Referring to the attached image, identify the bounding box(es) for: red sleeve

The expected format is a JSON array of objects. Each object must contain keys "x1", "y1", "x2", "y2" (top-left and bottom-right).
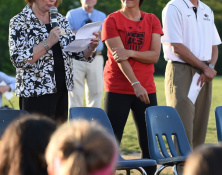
[
  {"x1": 152, "y1": 14, "x2": 164, "y2": 36},
  {"x1": 101, "y1": 14, "x2": 120, "y2": 42}
]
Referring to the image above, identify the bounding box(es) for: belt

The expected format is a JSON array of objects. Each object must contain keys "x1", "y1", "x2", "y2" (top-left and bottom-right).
[
  {"x1": 168, "y1": 60, "x2": 208, "y2": 66},
  {"x1": 96, "y1": 51, "x2": 102, "y2": 55}
]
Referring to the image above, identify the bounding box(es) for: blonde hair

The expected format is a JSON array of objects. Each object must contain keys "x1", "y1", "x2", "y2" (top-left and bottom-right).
[
  {"x1": 45, "y1": 120, "x2": 117, "y2": 175},
  {"x1": 25, "y1": 0, "x2": 62, "y2": 8}
]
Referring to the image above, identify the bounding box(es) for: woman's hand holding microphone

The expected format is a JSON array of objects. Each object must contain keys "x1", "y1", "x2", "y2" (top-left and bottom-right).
[{"x1": 45, "y1": 27, "x2": 61, "y2": 49}]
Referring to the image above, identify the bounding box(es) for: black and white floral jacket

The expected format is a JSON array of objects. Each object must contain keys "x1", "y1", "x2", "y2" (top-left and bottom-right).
[{"x1": 9, "y1": 5, "x2": 93, "y2": 97}]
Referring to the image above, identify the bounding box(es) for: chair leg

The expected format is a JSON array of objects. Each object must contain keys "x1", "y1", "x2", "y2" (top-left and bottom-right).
[
  {"x1": 173, "y1": 165, "x2": 178, "y2": 175},
  {"x1": 126, "y1": 169, "x2": 130, "y2": 175},
  {"x1": 154, "y1": 165, "x2": 166, "y2": 175},
  {"x1": 137, "y1": 167, "x2": 147, "y2": 175}
]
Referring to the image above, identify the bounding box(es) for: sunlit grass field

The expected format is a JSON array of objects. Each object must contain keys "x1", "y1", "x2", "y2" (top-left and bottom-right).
[{"x1": 2, "y1": 76, "x2": 222, "y2": 154}]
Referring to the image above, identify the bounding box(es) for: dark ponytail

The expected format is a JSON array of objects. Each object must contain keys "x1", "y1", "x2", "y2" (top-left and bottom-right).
[{"x1": 139, "y1": 0, "x2": 144, "y2": 7}]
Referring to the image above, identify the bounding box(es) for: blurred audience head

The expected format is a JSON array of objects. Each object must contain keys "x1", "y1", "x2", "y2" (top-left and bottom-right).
[
  {"x1": 0, "y1": 114, "x2": 57, "y2": 175},
  {"x1": 183, "y1": 144, "x2": 222, "y2": 175},
  {"x1": 46, "y1": 119, "x2": 118, "y2": 175}
]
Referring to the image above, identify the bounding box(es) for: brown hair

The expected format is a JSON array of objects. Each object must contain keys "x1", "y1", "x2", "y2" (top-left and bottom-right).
[
  {"x1": 46, "y1": 120, "x2": 117, "y2": 175},
  {"x1": 139, "y1": 0, "x2": 144, "y2": 7},
  {"x1": 0, "y1": 115, "x2": 56, "y2": 175},
  {"x1": 24, "y1": 0, "x2": 62, "y2": 8},
  {"x1": 183, "y1": 144, "x2": 222, "y2": 175}
]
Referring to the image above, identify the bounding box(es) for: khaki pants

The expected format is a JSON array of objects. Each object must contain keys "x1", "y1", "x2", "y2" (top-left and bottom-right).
[
  {"x1": 68, "y1": 55, "x2": 104, "y2": 108},
  {"x1": 165, "y1": 62, "x2": 212, "y2": 149}
]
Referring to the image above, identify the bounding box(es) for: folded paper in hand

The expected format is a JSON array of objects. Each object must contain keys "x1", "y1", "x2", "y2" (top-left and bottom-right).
[
  {"x1": 187, "y1": 73, "x2": 204, "y2": 104},
  {"x1": 63, "y1": 21, "x2": 104, "y2": 52}
]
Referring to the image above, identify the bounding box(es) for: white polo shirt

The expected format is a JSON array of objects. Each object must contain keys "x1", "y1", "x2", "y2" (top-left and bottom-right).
[{"x1": 161, "y1": 0, "x2": 221, "y2": 62}]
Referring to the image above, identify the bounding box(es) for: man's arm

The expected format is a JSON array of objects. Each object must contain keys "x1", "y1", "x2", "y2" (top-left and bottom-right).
[
  {"x1": 197, "y1": 45, "x2": 218, "y2": 86},
  {"x1": 167, "y1": 43, "x2": 217, "y2": 86},
  {"x1": 209, "y1": 45, "x2": 218, "y2": 67}
]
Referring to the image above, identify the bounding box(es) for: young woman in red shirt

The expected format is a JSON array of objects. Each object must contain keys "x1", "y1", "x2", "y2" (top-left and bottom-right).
[{"x1": 101, "y1": 0, "x2": 163, "y2": 174}]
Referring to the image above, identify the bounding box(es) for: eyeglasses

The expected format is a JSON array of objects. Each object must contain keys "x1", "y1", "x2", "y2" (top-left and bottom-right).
[{"x1": 85, "y1": 19, "x2": 92, "y2": 24}]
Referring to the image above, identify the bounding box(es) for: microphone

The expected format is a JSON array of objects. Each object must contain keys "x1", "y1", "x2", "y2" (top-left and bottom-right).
[
  {"x1": 140, "y1": 17, "x2": 143, "y2": 21},
  {"x1": 49, "y1": 6, "x2": 58, "y2": 28}
]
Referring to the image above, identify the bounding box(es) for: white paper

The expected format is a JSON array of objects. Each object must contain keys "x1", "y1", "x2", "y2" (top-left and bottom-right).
[
  {"x1": 187, "y1": 73, "x2": 204, "y2": 104},
  {"x1": 63, "y1": 21, "x2": 104, "y2": 52},
  {"x1": 0, "y1": 81, "x2": 14, "y2": 100}
]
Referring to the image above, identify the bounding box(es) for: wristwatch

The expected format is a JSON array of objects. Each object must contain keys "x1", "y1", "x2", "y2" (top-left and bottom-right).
[{"x1": 209, "y1": 64, "x2": 215, "y2": 69}]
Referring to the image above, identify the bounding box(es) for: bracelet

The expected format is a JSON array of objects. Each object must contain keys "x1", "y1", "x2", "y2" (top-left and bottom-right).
[
  {"x1": 42, "y1": 40, "x2": 50, "y2": 51},
  {"x1": 131, "y1": 81, "x2": 140, "y2": 86}
]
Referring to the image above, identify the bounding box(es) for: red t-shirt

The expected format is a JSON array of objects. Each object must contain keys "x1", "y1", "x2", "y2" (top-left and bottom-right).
[{"x1": 101, "y1": 10, "x2": 164, "y2": 94}]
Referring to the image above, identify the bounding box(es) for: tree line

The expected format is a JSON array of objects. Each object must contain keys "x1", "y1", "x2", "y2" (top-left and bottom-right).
[{"x1": 0, "y1": 0, "x2": 222, "y2": 75}]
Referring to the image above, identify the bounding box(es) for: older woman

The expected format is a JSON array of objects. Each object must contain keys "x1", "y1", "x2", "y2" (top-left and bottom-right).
[
  {"x1": 9, "y1": 0, "x2": 99, "y2": 123},
  {"x1": 101, "y1": 0, "x2": 163, "y2": 174}
]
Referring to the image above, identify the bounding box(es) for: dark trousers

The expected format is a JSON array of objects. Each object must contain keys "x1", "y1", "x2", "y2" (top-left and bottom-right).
[
  {"x1": 19, "y1": 90, "x2": 68, "y2": 124},
  {"x1": 104, "y1": 92, "x2": 157, "y2": 175}
]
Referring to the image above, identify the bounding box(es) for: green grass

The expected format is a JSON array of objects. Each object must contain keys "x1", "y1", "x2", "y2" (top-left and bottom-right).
[{"x1": 2, "y1": 76, "x2": 222, "y2": 155}]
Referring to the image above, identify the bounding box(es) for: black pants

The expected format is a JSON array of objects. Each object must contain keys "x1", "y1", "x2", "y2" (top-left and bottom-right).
[
  {"x1": 19, "y1": 90, "x2": 68, "y2": 124},
  {"x1": 104, "y1": 92, "x2": 157, "y2": 175}
]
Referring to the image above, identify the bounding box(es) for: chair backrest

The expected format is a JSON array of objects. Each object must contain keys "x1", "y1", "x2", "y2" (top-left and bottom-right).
[
  {"x1": 145, "y1": 106, "x2": 191, "y2": 161},
  {"x1": 69, "y1": 107, "x2": 115, "y2": 135},
  {"x1": 215, "y1": 106, "x2": 222, "y2": 142},
  {"x1": 69, "y1": 107, "x2": 125, "y2": 160},
  {"x1": 0, "y1": 109, "x2": 29, "y2": 138}
]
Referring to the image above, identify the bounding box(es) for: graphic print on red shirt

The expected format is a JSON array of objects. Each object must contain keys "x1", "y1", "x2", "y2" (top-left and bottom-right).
[{"x1": 125, "y1": 32, "x2": 145, "y2": 51}]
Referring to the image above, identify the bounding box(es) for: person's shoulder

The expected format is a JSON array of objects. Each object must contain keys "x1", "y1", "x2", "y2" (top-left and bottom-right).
[
  {"x1": 10, "y1": 5, "x2": 30, "y2": 25},
  {"x1": 167, "y1": 0, "x2": 180, "y2": 6},
  {"x1": 163, "y1": 0, "x2": 183, "y2": 10},
  {"x1": 142, "y1": 12, "x2": 160, "y2": 21},
  {"x1": 0, "y1": 72, "x2": 4, "y2": 77},
  {"x1": 200, "y1": 1, "x2": 213, "y2": 12},
  {"x1": 142, "y1": 12, "x2": 155, "y2": 17},
  {"x1": 103, "y1": 11, "x2": 119, "y2": 25},
  {"x1": 162, "y1": 0, "x2": 184, "y2": 15},
  {"x1": 0, "y1": 72, "x2": 10, "y2": 79},
  {"x1": 67, "y1": 7, "x2": 83, "y2": 15},
  {"x1": 58, "y1": 13, "x2": 66, "y2": 20},
  {"x1": 94, "y1": 9, "x2": 106, "y2": 16},
  {"x1": 106, "y1": 11, "x2": 120, "y2": 19}
]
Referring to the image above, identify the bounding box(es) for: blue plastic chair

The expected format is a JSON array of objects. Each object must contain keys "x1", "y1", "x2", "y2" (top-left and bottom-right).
[
  {"x1": 0, "y1": 109, "x2": 29, "y2": 138},
  {"x1": 145, "y1": 106, "x2": 192, "y2": 175},
  {"x1": 69, "y1": 107, "x2": 157, "y2": 175},
  {"x1": 215, "y1": 106, "x2": 222, "y2": 142}
]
